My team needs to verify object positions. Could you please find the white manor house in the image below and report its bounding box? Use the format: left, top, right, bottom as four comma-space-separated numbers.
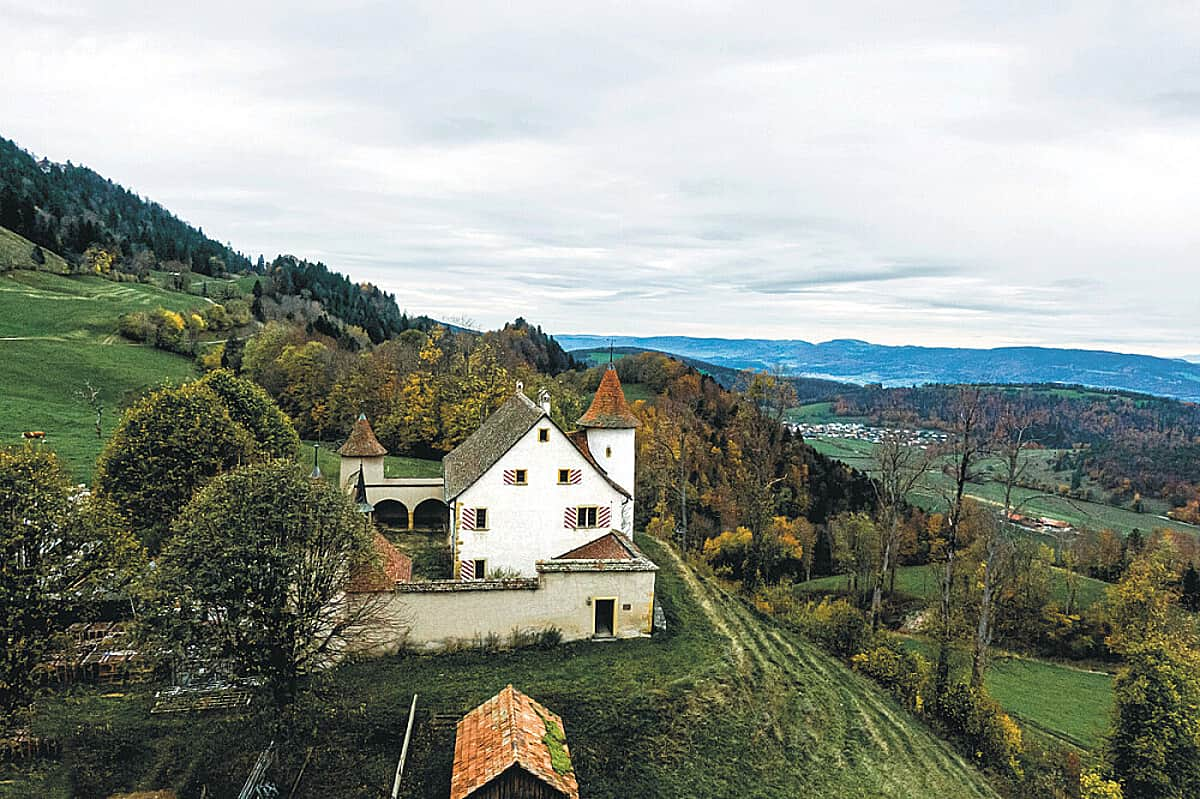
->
338, 366, 659, 650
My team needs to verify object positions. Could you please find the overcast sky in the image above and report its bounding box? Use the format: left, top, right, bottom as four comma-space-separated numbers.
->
3, 2, 1199, 356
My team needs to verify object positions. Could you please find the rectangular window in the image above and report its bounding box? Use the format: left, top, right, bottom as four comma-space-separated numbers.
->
473, 559, 487, 580
538, 428, 550, 442
558, 468, 571, 484
576, 506, 598, 528
514, 469, 527, 485
474, 508, 488, 530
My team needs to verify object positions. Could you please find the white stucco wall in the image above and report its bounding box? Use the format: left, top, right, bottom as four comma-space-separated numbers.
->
354, 568, 656, 653
584, 427, 636, 503
454, 422, 631, 576
341, 454, 384, 488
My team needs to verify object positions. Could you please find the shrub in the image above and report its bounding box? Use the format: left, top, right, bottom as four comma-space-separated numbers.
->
850, 643, 930, 713
801, 598, 874, 658
937, 682, 1023, 777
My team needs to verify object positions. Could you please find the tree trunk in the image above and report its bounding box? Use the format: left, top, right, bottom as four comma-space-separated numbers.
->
971, 537, 998, 688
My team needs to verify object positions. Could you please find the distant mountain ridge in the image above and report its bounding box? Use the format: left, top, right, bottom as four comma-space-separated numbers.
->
557, 335, 1200, 401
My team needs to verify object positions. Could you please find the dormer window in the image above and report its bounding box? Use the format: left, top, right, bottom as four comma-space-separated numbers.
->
538, 428, 550, 442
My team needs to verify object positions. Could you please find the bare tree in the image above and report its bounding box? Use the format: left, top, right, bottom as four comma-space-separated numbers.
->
934, 387, 989, 696
869, 431, 932, 630
75, 380, 103, 440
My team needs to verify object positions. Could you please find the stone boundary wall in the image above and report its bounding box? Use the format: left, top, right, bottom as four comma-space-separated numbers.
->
355, 568, 656, 653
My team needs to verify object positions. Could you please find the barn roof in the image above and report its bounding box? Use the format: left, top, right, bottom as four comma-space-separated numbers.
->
338, 414, 388, 457
346, 532, 413, 592
576, 367, 640, 429
451, 685, 579, 799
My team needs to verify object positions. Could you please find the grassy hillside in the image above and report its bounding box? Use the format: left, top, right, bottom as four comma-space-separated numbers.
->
7, 538, 998, 798
0, 268, 203, 480
0, 225, 70, 273
796, 563, 1110, 611
900, 637, 1114, 751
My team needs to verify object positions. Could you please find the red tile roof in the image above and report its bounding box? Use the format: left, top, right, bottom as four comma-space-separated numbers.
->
554, 532, 636, 560
451, 685, 579, 799
576, 367, 640, 429
338, 414, 388, 457
346, 532, 412, 592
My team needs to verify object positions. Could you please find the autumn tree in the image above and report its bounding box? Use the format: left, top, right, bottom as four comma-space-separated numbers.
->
147, 462, 381, 708
934, 387, 989, 697
0, 446, 139, 727
94, 374, 298, 552
869, 431, 930, 628
827, 511, 880, 595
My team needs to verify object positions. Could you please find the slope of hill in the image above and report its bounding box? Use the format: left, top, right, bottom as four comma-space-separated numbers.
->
0, 268, 201, 480
12, 537, 998, 798
559, 335, 1200, 401
0, 225, 70, 273
0, 135, 250, 273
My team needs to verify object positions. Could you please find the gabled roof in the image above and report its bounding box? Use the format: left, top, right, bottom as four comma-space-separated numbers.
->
346, 532, 413, 592
554, 531, 637, 560
577, 367, 640, 429
444, 392, 546, 499
444, 390, 631, 500
451, 685, 579, 799
339, 414, 388, 457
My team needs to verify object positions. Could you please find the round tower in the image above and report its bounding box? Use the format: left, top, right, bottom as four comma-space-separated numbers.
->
338, 413, 388, 489
576, 366, 640, 506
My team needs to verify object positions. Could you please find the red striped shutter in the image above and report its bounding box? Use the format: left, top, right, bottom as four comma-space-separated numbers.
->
461, 507, 476, 531
563, 507, 577, 529
459, 559, 475, 581
569, 469, 582, 484
503, 469, 517, 485
598, 506, 612, 528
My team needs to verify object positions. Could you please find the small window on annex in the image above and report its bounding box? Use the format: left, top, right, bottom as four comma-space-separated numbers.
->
538, 428, 550, 442
576, 506, 599, 528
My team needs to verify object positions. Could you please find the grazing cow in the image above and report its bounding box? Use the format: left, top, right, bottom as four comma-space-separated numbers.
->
23, 431, 46, 440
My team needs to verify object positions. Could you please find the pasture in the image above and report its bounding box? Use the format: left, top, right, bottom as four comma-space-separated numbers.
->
899, 637, 1114, 751
795, 563, 1110, 612
0, 270, 208, 480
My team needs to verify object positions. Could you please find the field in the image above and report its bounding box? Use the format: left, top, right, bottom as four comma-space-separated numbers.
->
0, 226, 70, 273
806, 435, 1198, 539
899, 637, 1114, 750
3, 538, 999, 799
795, 563, 1110, 611
0, 269, 210, 480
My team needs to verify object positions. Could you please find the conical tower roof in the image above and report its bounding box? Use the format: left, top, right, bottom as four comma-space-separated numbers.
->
338, 414, 388, 456
576, 367, 641, 429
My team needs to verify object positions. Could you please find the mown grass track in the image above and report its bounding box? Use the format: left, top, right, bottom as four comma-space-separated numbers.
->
663, 544, 1000, 799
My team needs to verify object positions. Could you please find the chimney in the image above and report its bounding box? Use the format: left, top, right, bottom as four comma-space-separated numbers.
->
537, 388, 551, 414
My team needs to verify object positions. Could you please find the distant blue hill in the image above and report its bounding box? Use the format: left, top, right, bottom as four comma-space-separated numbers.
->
558, 335, 1200, 401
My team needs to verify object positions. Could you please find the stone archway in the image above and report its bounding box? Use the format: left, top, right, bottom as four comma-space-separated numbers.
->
373, 499, 409, 529
412, 498, 449, 531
